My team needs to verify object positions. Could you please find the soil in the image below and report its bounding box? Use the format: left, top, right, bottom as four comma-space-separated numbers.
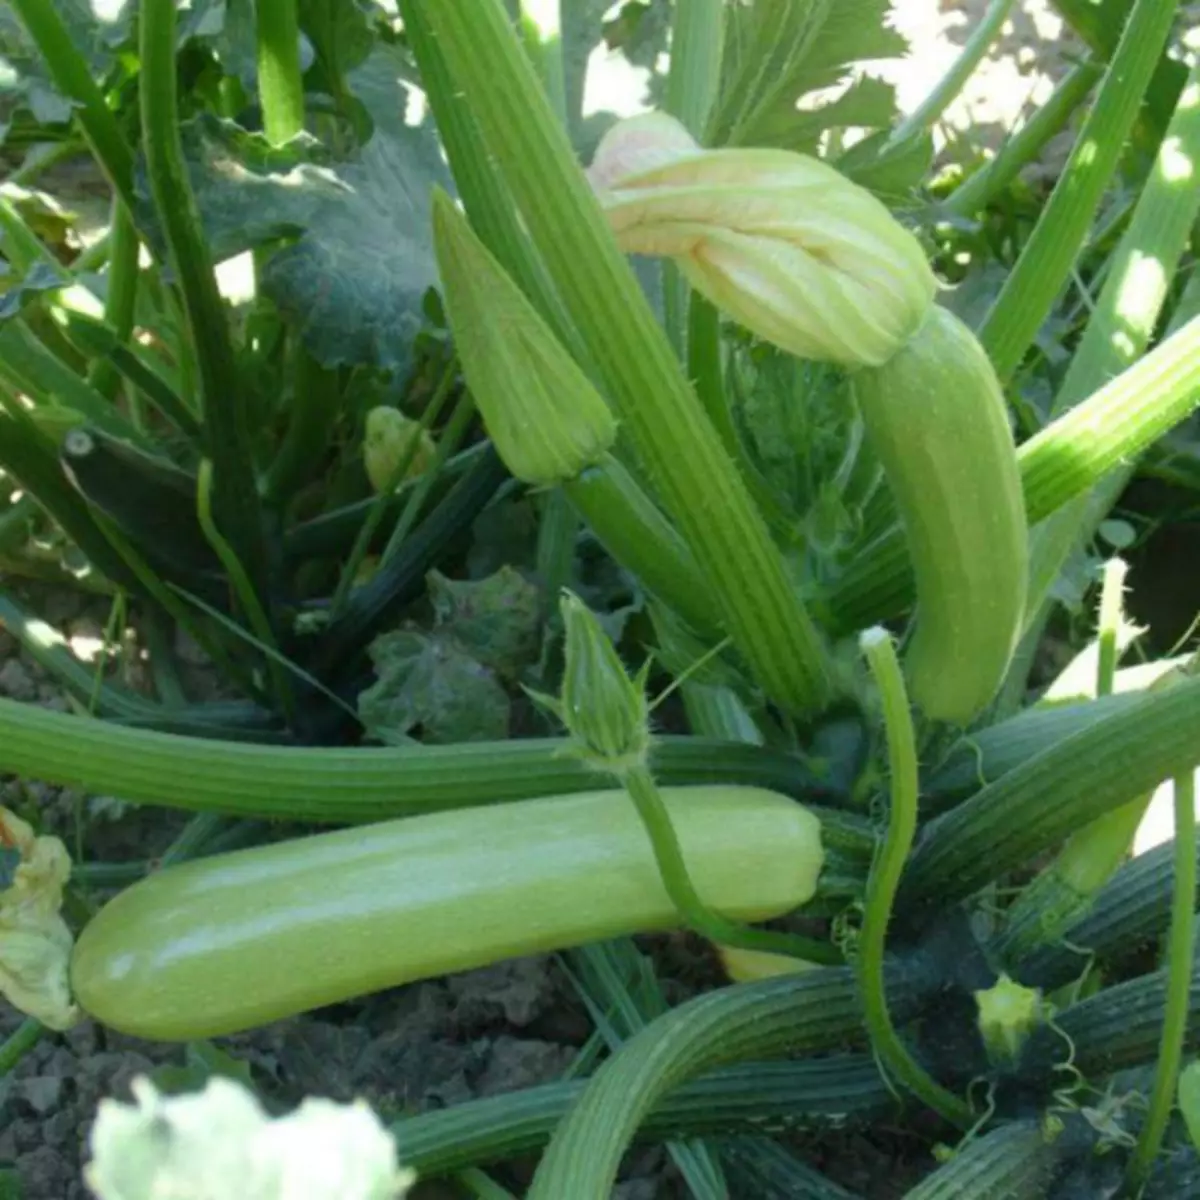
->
0, 6, 1139, 1198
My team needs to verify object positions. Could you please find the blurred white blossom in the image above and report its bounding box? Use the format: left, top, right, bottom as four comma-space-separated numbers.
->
85, 1075, 415, 1200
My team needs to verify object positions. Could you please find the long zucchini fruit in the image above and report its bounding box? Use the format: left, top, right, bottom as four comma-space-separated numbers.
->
71, 786, 825, 1041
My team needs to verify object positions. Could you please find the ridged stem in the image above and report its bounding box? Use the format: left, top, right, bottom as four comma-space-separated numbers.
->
140, 0, 269, 606
390, 1056, 888, 1176
1020, 56, 1200, 626
563, 456, 724, 639
900, 673, 1200, 909
414, 0, 834, 715
977, 0, 1180, 383
0, 695, 839, 822
526, 964, 933, 1199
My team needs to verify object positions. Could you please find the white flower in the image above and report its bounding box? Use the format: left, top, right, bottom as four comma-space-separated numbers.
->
588, 112, 938, 368
85, 1075, 415, 1200
0, 806, 79, 1030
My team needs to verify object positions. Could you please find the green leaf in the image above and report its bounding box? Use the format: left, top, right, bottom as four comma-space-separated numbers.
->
835, 125, 934, 202
357, 629, 511, 743
711, 0, 906, 150
143, 44, 452, 371
0, 259, 65, 320
427, 565, 542, 681
297, 0, 375, 97
1180, 1060, 1200, 1152
602, 1, 671, 71
0, 0, 223, 143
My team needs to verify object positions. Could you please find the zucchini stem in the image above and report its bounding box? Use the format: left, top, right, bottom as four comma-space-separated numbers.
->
623, 766, 840, 966
858, 627, 973, 1128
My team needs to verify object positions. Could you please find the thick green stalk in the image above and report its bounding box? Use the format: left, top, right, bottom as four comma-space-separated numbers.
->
414, 0, 834, 715
991, 562, 1162, 962
140, 0, 269, 606
1021, 57, 1200, 627
255, 0, 306, 145
87, 199, 141, 404
1127, 771, 1197, 1190
525, 964, 934, 1199
667, 0, 724, 139
824, 312, 1200, 636
977, 0, 1180, 383
944, 60, 1103, 217
1051, 0, 1189, 144
0, 695, 840, 822
518, 1, 566, 123
892, 0, 1016, 143
391, 1056, 889, 1176
8, 0, 136, 212
858, 629, 972, 1126
398, 0, 574, 350
899, 672, 1200, 908
1018, 313, 1200, 525
563, 455, 724, 639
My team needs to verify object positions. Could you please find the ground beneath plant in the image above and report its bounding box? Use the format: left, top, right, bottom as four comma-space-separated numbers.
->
0, 8, 1098, 1198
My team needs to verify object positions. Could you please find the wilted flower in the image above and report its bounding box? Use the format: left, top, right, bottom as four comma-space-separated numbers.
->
0, 806, 79, 1031
587, 112, 938, 368
431, 190, 618, 486
85, 1074, 415, 1200
362, 407, 436, 494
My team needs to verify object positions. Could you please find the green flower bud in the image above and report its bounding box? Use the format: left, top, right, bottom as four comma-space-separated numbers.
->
552, 590, 651, 776
431, 190, 618, 485
974, 973, 1045, 1066
587, 112, 938, 368
362, 407, 435, 494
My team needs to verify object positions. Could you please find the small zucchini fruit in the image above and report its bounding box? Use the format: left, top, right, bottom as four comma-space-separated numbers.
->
71, 785, 823, 1042
850, 305, 1028, 725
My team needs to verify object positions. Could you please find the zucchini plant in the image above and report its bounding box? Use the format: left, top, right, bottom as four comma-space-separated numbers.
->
3, 1, 1200, 1198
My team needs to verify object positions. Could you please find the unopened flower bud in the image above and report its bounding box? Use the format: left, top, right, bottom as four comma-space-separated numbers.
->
363, 407, 435, 493
431, 190, 618, 486
587, 112, 937, 368
554, 590, 651, 775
